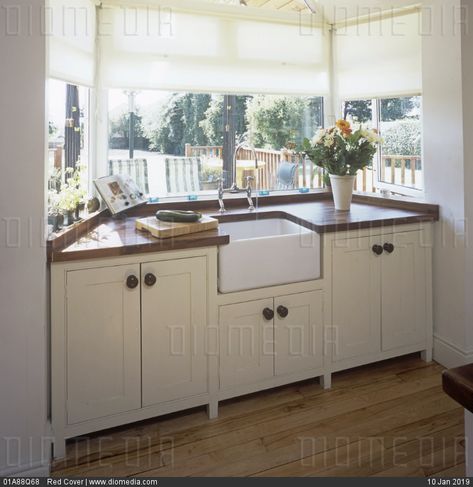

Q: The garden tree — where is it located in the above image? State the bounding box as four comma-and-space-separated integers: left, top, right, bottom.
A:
181, 93, 211, 146
199, 95, 250, 145
246, 95, 311, 150
109, 110, 148, 150
343, 100, 373, 123
143, 93, 212, 155
343, 97, 417, 123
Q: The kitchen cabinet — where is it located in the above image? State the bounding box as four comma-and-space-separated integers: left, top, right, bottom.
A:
141, 257, 208, 406
51, 248, 216, 458
219, 291, 324, 390
331, 229, 430, 363
65, 264, 141, 424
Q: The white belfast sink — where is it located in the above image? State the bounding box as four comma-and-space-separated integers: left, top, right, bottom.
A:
218, 218, 320, 293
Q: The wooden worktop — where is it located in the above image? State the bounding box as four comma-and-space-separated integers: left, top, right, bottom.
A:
443, 364, 473, 414
48, 192, 439, 263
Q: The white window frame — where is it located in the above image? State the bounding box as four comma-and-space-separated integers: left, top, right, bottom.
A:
342, 94, 424, 198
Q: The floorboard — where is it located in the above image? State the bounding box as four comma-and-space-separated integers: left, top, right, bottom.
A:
52, 354, 465, 477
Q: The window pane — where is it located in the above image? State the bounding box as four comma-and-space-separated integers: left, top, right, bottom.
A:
342, 99, 376, 192
343, 99, 374, 128
379, 96, 422, 190
47, 79, 90, 220
107, 90, 324, 198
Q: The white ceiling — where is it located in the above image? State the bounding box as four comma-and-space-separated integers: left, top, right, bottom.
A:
245, 0, 420, 23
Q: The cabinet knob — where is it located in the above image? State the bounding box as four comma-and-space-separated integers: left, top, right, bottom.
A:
126, 275, 139, 289
383, 243, 395, 254
372, 244, 383, 256
144, 273, 157, 287
262, 308, 274, 321
277, 305, 289, 318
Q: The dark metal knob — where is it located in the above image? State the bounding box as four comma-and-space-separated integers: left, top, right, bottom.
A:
262, 308, 274, 321
277, 305, 289, 318
383, 243, 395, 254
144, 273, 157, 287
126, 275, 139, 289
372, 244, 383, 256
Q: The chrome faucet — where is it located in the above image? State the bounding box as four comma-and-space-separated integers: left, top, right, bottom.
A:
218, 175, 255, 213
217, 134, 258, 213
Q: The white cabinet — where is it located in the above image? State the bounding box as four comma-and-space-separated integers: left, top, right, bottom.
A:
141, 257, 208, 406
52, 248, 216, 458
380, 231, 427, 351
274, 292, 324, 376
332, 230, 429, 363
332, 236, 381, 361
219, 291, 324, 390
65, 265, 141, 424
219, 298, 274, 389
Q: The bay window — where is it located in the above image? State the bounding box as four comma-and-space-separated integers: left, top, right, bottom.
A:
46, 0, 424, 207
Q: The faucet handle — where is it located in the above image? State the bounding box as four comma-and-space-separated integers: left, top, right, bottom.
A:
245, 175, 255, 185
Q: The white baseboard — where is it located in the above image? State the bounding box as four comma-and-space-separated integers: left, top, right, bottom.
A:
433, 335, 473, 368
0, 462, 50, 478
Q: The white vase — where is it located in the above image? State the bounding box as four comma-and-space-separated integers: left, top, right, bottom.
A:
329, 174, 356, 211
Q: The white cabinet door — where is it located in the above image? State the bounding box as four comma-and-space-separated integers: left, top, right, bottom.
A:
332, 236, 381, 361
219, 299, 274, 389
381, 231, 427, 351
66, 265, 141, 424
141, 257, 208, 406
275, 291, 324, 376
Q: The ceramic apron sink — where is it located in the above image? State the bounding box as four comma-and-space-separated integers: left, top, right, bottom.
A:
218, 218, 321, 293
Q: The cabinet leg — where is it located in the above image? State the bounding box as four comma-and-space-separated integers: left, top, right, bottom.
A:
320, 373, 332, 390
53, 438, 66, 460
421, 348, 433, 363
207, 399, 219, 419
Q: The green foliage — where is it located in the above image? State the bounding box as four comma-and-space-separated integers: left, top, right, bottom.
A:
142, 93, 212, 155
381, 120, 421, 156
199, 95, 250, 146
343, 100, 372, 123
380, 97, 415, 121
246, 95, 316, 150
343, 97, 418, 124
302, 123, 381, 176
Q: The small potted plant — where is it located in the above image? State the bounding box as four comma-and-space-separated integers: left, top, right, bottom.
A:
47, 189, 64, 232
57, 166, 87, 226
303, 120, 382, 211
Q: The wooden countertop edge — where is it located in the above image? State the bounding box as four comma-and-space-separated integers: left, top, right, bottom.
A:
47, 193, 440, 263
49, 232, 230, 263
442, 365, 473, 414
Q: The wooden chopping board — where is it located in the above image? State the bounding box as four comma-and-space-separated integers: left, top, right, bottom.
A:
135, 215, 219, 239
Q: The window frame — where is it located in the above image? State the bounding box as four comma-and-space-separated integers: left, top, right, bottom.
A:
342, 94, 424, 198
102, 88, 327, 201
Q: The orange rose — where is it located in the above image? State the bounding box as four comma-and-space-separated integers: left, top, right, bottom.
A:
336, 119, 352, 136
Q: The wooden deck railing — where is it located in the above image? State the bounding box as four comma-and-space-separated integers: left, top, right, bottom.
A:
185, 144, 421, 193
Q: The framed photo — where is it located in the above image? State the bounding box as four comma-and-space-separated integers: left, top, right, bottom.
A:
94, 175, 148, 215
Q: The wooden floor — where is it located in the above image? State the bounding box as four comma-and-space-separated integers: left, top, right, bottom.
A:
52, 354, 465, 477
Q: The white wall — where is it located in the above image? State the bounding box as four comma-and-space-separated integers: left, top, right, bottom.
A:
423, 0, 473, 367
0, 0, 49, 476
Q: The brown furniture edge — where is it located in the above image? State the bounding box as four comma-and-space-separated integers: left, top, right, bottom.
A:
48, 191, 439, 262
49, 231, 230, 263
443, 365, 473, 414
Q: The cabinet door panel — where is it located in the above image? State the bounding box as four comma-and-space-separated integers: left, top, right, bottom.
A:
332, 236, 381, 361
66, 265, 141, 424
381, 231, 427, 351
219, 299, 274, 389
141, 257, 207, 406
275, 291, 324, 376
